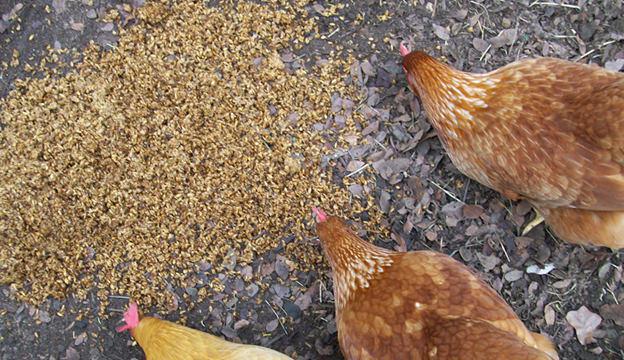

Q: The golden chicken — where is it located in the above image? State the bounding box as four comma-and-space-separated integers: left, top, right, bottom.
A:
116, 303, 292, 360
313, 207, 558, 360
400, 45, 624, 249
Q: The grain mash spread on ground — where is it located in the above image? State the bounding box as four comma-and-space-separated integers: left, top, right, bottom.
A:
0, 1, 381, 310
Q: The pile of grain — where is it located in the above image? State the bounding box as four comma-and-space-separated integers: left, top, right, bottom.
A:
0, 0, 381, 309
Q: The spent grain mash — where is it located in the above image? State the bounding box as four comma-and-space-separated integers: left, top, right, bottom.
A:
0, 1, 382, 310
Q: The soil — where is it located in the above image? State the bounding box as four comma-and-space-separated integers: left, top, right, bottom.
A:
1, 1, 623, 360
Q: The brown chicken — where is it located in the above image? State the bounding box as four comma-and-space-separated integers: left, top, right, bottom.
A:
116, 303, 292, 360
313, 207, 558, 360
400, 45, 624, 249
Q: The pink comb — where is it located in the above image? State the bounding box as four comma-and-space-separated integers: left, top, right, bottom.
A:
312, 207, 328, 222
400, 43, 410, 57
116, 302, 140, 333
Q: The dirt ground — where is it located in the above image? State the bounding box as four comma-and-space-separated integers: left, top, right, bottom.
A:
1, 0, 623, 359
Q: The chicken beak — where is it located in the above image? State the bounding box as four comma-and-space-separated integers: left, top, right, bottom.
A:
399, 42, 410, 57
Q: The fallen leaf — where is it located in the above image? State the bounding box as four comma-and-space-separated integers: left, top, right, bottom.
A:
294, 281, 319, 311
379, 190, 391, 213
346, 160, 365, 173
64, 346, 80, 360
599, 303, 624, 327
504, 269, 524, 282
233, 319, 250, 330
472, 38, 490, 53
566, 306, 602, 345
526, 263, 555, 275
361, 120, 379, 136
360, 60, 375, 76
74, 332, 87, 346
553, 279, 572, 289
545, 304, 556, 325
315, 338, 334, 356
101, 23, 114, 32
462, 204, 484, 219
38, 310, 51, 323
70, 21, 84, 32
348, 184, 364, 198
477, 253, 500, 272
266, 319, 279, 332
605, 59, 624, 72
52, 0, 66, 13
489, 29, 517, 48
433, 24, 450, 41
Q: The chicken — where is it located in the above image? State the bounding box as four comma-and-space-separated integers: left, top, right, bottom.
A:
312, 207, 558, 360
400, 45, 624, 249
116, 303, 292, 360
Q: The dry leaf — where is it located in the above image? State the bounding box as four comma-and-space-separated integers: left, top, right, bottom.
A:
566, 306, 602, 345
489, 29, 517, 48
600, 303, 624, 327
360, 60, 375, 76
346, 160, 365, 173
70, 21, 85, 31
433, 24, 450, 41
477, 253, 500, 272
544, 304, 555, 325
526, 263, 555, 275
52, 0, 66, 13
605, 59, 624, 72
472, 38, 490, 53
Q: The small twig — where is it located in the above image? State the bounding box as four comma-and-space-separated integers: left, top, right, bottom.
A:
529, 1, 581, 10
428, 180, 464, 204
108, 295, 130, 300
432, 0, 438, 18
326, 27, 340, 39
265, 299, 288, 334
479, 44, 492, 62
574, 49, 595, 62
374, 138, 387, 150
109, 308, 126, 313
345, 163, 370, 178
462, 178, 471, 202
499, 239, 511, 263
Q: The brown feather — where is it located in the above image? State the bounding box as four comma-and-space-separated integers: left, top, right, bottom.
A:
317, 216, 558, 360
403, 51, 624, 248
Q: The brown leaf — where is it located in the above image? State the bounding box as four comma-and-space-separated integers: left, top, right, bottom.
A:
605, 59, 624, 72
294, 281, 319, 311
360, 60, 375, 76
346, 160, 365, 173
362, 120, 379, 136
545, 304, 556, 325
600, 303, 624, 327
477, 253, 500, 272
379, 190, 391, 213
504, 269, 523, 282
266, 319, 279, 332
462, 205, 484, 219
101, 23, 114, 32
74, 332, 87, 346
234, 319, 250, 330
64, 346, 80, 360
433, 24, 450, 41
348, 184, 364, 198
566, 306, 602, 345
472, 38, 490, 53
489, 29, 517, 48
70, 21, 84, 32
52, 0, 66, 14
